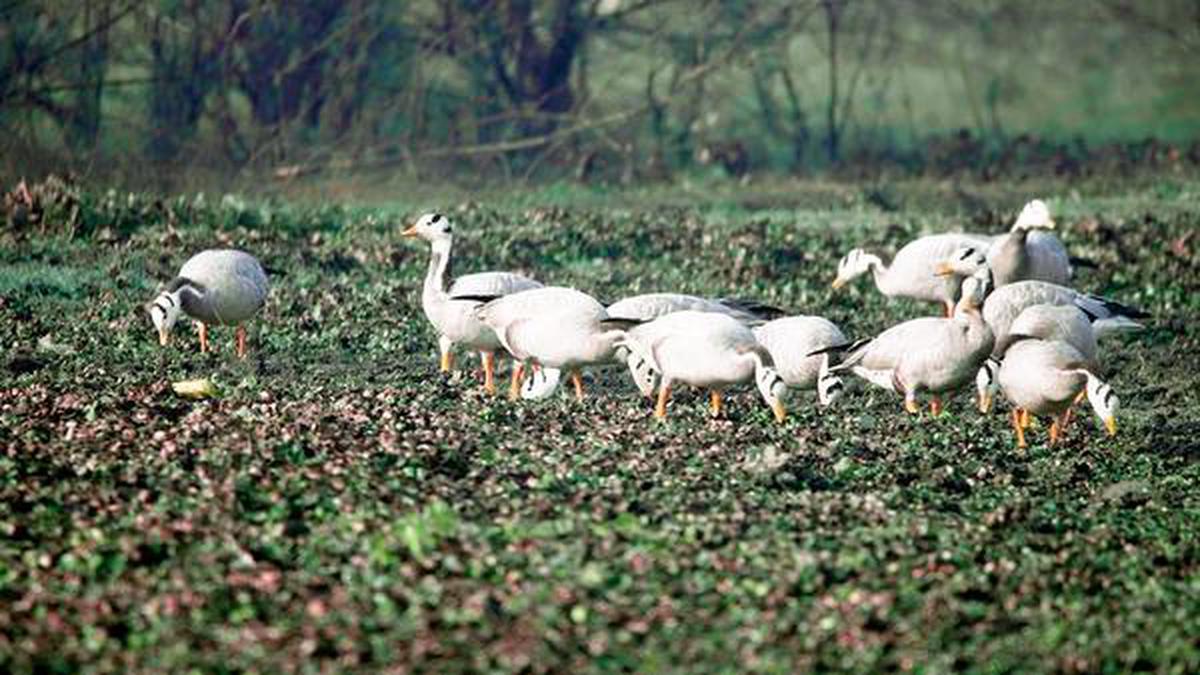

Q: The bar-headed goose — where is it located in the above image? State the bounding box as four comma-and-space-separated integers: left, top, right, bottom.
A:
935, 256, 1147, 348
832, 233, 995, 316
148, 249, 268, 358
616, 311, 787, 422
604, 292, 784, 399
752, 316, 847, 406
997, 337, 1118, 448
822, 269, 994, 415
986, 199, 1071, 287
976, 303, 1100, 413
403, 212, 542, 394
469, 286, 629, 401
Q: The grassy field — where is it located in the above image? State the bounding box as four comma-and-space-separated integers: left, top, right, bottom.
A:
1, 177, 1198, 672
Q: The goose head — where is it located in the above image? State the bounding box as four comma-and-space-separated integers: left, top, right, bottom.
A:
816, 353, 844, 407
955, 267, 993, 314
616, 337, 659, 398
147, 290, 183, 346
1012, 199, 1055, 231
934, 245, 988, 278
1084, 373, 1119, 436
402, 212, 454, 255
832, 249, 879, 289
975, 357, 1001, 413
754, 361, 788, 423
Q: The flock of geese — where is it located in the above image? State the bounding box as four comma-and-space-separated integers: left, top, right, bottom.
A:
147, 200, 1147, 448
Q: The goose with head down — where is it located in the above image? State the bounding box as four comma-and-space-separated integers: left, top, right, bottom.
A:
598, 292, 784, 401
832, 232, 995, 317
934, 253, 1147, 350
752, 316, 848, 407
997, 337, 1118, 448
975, 303, 1100, 413
616, 311, 788, 422
821, 269, 995, 416
147, 249, 269, 358
403, 212, 542, 394
468, 286, 631, 402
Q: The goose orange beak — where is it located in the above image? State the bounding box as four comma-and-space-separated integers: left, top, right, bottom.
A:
831, 278, 845, 290
934, 262, 955, 277
401, 225, 420, 237
978, 392, 993, 414
158, 328, 169, 346
1105, 416, 1117, 436
771, 400, 787, 423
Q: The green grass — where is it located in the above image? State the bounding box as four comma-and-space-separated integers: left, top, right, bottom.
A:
1, 179, 1198, 672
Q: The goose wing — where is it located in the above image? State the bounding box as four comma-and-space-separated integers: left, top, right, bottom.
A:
884, 233, 992, 300
449, 271, 541, 297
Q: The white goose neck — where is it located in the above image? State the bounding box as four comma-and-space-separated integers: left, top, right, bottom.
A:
424, 238, 453, 297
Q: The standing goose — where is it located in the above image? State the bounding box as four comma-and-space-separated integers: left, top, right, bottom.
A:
821, 270, 995, 415
602, 292, 784, 400
403, 212, 542, 394
469, 286, 629, 401
616, 311, 788, 422
977, 303, 1100, 413
148, 249, 268, 358
984, 199, 1072, 287
997, 337, 1118, 448
832, 232, 995, 316
752, 316, 848, 406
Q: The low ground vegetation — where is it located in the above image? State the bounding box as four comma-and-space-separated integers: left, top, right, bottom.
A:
1, 177, 1197, 671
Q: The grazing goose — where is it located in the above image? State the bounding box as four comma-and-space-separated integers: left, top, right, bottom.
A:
934, 256, 1147, 349
469, 286, 629, 401
616, 311, 787, 422
990, 200, 1071, 286
148, 249, 268, 358
976, 303, 1100, 413
997, 337, 1118, 448
403, 212, 542, 394
822, 269, 995, 415
604, 292, 784, 400
752, 316, 848, 406
832, 233, 995, 316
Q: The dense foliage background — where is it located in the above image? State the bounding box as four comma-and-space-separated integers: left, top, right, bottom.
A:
2, 1, 1199, 188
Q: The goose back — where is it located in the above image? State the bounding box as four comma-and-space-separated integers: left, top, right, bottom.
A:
177, 249, 268, 325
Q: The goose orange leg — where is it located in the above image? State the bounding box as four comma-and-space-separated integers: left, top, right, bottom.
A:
654, 383, 672, 420
710, 390, 723, 418
509, 363, 525, 400
1012, 408, 1027, 448
481, 352, 496, 395
195, 322, 209, 353
929, 396, 943, 417
571, 371, 585, 401
235, 325, 248, 359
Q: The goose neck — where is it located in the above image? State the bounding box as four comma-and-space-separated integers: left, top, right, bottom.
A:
423, 239, 453, 299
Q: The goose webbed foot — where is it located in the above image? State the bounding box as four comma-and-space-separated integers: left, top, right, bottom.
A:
709, 390, 723, 418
